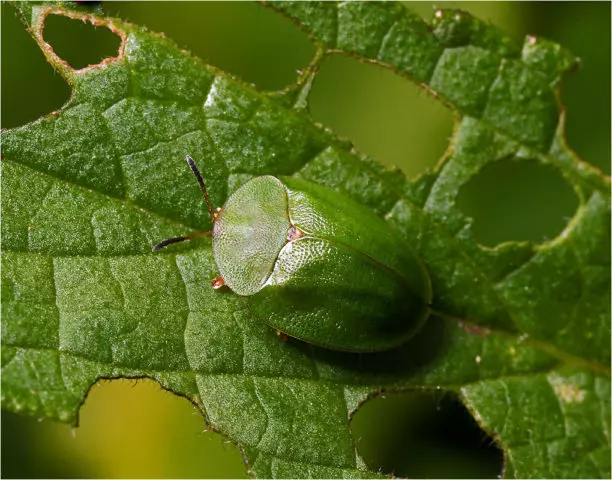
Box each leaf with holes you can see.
[2,2,610,478]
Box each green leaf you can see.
[2,2,610,478]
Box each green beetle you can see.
[154,156,432,352]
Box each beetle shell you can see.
[213,176,432,352]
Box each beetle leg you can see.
[286,225,304,242]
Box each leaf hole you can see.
[456,158,579,246]
[102,2,315,91]
[1,378,247,478]
[1,3,71,128]
[351,390,504,478]
[42,13,122,70]
[309,54,454,178]
[526,2,611,174]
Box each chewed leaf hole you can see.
[1,379,247,478]
[457,158,578,246]
[351,390,504,479]
[42,13,122,70]
[1,3,70,128]
[102,2,315,91]
[309,54,453,179]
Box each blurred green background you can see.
[1,1,609,478]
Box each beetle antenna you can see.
[185,155,216,223]
[152,231,212,251]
